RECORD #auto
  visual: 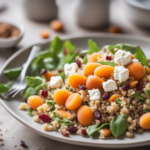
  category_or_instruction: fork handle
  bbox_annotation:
[20,46,41,79]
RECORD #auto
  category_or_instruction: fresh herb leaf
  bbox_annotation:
[144,109,149,113]
[0,81,13,94]
[58,71,66,82]
[64,40,76,53]
[96,61,117,67]
[3,66,22,80]
[26,76,46,89]
[83,56,87,64]
[119,83,123,87]
[27,108,33,115]
[88,39,100,54]
[52,89,56,95]
[115,99,122,105]
[131,103,135,106]
[87,123,109,137]
[133,92,146,102]
[47,101,56,111]
[145,90,150,109]
[135,47,148,66]
[108,43,137,54]
[110,114,127,138]
[49,123,53,125]
[66,87,70,91]
[24,87,39,98]
[85,102,90,106]
[53,112,61,118]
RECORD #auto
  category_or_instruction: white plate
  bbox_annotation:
[1,34,150,148]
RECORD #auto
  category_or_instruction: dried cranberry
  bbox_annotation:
[104,48,107,52]
[136,82,143,90]
[94,110,102,120]
[58,70,62,73]
[41,89,48,97]
[79,54,84,58]
[39,114,51,123]
[78,85,87,90]
[61,131,69,136]
[106,56,112,61]
[40,70,47,75]
[24,98,28,103]
[102,92,110,100]
[75,59,81,68]
[68,126,78,133]
[122,83,131,91]
[21,140,27,147]
[81,129,87,136]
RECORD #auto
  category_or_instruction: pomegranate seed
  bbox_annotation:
[136,82,143,90]
[21,140,27,147]
[41,89,48,97]
[24,98,28,103]
[122,83,131,91]
[61,131,69,136]
[40,70,47,75]
[106,56,112,61]
[102,92,110,100]
[75,59,81,68]
[39,114,51,123]
[79,54,84,58]
[81,129,87,136]
[68,126,78,133]
[94,110,102,120]
[78,85,87,90]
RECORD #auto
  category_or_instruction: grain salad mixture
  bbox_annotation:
[1,36,150,139]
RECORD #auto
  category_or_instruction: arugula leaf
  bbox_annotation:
[87,123,109,137]
[108,43,137,54]
[27,108,33,115]
[47,101,56,111]
[145,90,150,109]
[0,81,13,94]
[96,61,117,67]
[52,89,56,95]
[58,72,66,82]
[88,39,100,54]
[83,56,87,64]
[135,47,148,66]
[133,92,146,102]
[66,87,70,91]
[115,99,122,105]
[3,66,22,80]
[26,76,46,89]
[24,87,39,98]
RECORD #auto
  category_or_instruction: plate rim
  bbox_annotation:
[1,33,150,148]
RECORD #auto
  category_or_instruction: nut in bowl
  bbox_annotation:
[0,21,24,49]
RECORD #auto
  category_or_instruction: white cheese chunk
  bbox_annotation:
[132,59,141,63]
[114,66,129,82]
[49,76,63,88]
[114,50,132,66]
[102,79,118,92]
[88,89,101,101]
[64,63,78,77]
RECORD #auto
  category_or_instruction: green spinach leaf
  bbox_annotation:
[24,87,39,98]
[110,114,127,138]
[96,61,117,67]
[88,39,100,54]
[133,92,146,102]
[58,71,66,82]
[0,81,13,94]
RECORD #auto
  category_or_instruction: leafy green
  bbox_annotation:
[108,43,137,54]
[88,39,100,54]
[27,108,34,115]
[53,112,61,118]
[66,87,70,91]
[135,47,148,66]
[24,87,39,98]
[133,92,146,102]
[96,61,117,67]
[52,89,56,95]
[85,102,90,106]
[26,76,46,89]
[131,103,135,106]
[145,90,150,109]
[47,101,56,111]
[110,114,127,138]
[0,81,13,94]
[3,66,22,80]
[115,99,122,105]
[83,56,88,64]
[87,123,109,137]
[58,72,66,82]
[144,109,150,113]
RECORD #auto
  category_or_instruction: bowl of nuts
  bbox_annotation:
[0,21,24,49]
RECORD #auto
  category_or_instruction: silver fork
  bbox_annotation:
[6,46,41,98]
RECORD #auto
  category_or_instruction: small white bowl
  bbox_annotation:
[0,21,25,49]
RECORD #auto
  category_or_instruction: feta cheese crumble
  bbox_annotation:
[114,50,132,66]
[114,66,129,82]
[49,76,63,88]
[64,63,78,77]
[102,79,118,92]
[88,89,101,101]
[132,59,141,63]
